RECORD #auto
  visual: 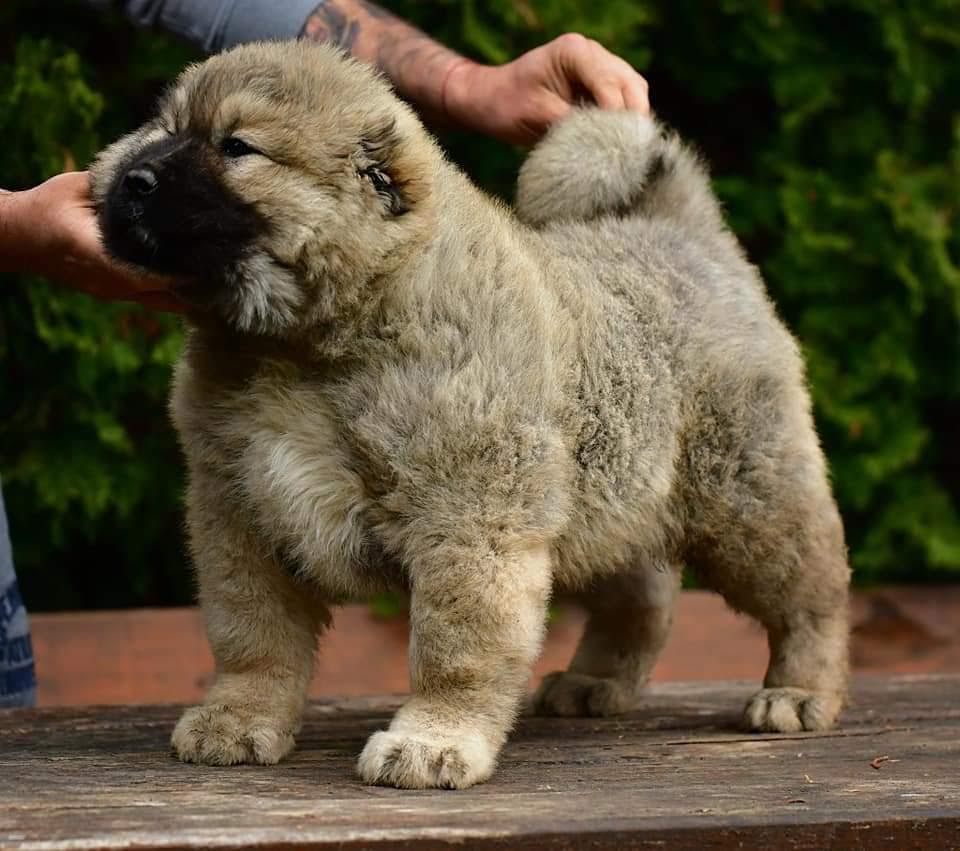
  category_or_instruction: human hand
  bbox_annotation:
[0,172,183,312]
[443,33,650,146]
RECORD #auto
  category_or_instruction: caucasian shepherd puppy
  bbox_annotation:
[90,41,850,789]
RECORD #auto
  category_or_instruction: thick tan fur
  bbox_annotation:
[90,41,850,789]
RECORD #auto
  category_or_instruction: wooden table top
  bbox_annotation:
[2,675,958,849]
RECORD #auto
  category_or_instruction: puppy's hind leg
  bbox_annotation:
[691,488,850,733]
[171,478,328,766]
[745,496,850,733]
[534,563,681,717]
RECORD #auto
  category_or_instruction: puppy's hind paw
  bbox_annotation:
[357,730,495,790]
[533,671,637,717]
[744,687,842,733]
[171,704,296,766]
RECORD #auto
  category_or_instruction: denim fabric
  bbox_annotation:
[0,483,36,708]
[85,0,323,52]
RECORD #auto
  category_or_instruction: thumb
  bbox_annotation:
[521,92,572,144]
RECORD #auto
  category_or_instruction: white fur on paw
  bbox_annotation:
[171,704,295,766]
[357,729,495,790]
[533,671,636,717]
[744,687,842,733]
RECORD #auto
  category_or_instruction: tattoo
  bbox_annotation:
[302,2,361,51]
[302,0,442,72]
[300,1,465,123]
[358,0,392,20]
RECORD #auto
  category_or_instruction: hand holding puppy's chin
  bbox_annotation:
[12,171,186,313]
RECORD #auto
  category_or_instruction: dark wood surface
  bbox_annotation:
[2,676,958,849]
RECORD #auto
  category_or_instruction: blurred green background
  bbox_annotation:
[1,0,958,610]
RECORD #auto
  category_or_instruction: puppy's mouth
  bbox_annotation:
[110,211,160,266]
[99,133,265,283]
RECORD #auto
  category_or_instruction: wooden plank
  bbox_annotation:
[1,676,958,849]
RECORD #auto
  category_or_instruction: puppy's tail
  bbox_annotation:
[516,109,723,233]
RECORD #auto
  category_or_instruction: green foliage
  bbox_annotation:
[0,5,197,609]
[392,0,960,586]
[1,0,957,611]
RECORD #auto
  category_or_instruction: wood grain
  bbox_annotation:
[1,676,958,849]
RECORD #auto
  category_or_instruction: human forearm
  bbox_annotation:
[301,3,649,144]
[0,187,58,277]
[87,1,649,146]
[0,188,31,275]
[301,1,467,128]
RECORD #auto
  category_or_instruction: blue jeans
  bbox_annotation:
[0,483,36,707]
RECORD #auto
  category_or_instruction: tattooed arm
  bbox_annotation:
[84,1,648,144]
[85,1,649,145]
[302,1,464,131]
[301,1,650,145]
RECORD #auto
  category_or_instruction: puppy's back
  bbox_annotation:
[516,111,810,528]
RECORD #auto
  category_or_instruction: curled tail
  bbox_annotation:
[516,109,724,234]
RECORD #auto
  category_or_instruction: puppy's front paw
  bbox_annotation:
[533,671,636,717]
[171,704,296,765]
[744,687,842,733]
[357,729,496,790]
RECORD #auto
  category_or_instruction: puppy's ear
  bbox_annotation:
[357,118,413,217]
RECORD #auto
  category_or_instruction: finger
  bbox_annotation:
[582,40,650,114]
[555,35,630,111]
[112,262,182,296]
[588,42,650,114]
[67,267,185,310]
[534,92,573,134]
[621,76,651,115]
[50,170,91,195]
[499,90,572,146]
[589,82,627,111]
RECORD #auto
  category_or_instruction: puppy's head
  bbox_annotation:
[90,41,435,336]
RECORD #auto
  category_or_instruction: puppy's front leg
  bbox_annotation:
[172,490,328,766]
[358,542,551,789]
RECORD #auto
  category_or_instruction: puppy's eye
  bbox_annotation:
[220,137,259,158]
[362,165,409,216]
[368,168,392,191]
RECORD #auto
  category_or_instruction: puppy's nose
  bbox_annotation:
[124,165,158,196]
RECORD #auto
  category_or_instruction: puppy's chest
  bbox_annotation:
[221,383,399,599]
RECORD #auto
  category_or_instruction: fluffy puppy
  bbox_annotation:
[90,41,850,790]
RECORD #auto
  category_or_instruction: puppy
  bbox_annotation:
[90,41,850,790]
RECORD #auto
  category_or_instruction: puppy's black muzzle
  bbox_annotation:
[99,133,265,280]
